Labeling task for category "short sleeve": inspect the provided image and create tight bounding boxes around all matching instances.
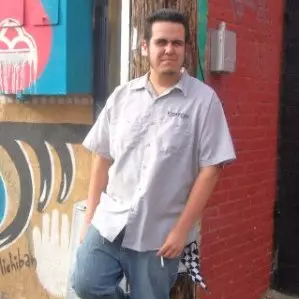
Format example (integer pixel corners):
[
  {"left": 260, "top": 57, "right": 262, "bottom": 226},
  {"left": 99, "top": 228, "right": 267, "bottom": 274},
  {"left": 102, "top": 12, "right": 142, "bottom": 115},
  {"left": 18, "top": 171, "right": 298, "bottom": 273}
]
[
  {"left": 82, "top": 103, "right": 112, "bottom": 160},
  {"left": 198, "top": 93, "right": 236, "bottom": 168}
]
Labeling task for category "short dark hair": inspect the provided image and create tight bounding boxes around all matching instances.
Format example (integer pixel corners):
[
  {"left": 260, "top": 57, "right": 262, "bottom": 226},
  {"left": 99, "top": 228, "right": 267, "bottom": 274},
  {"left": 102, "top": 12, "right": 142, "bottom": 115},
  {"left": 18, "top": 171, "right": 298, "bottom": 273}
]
[{"left": 144, "top": 9, "right": 190, "bottom": 43}]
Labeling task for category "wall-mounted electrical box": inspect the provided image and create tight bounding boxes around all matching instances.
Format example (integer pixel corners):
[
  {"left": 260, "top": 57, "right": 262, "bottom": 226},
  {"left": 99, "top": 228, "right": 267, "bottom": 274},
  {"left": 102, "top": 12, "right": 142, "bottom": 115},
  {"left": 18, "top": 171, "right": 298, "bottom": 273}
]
[
  {"left": 210, "top": 22, "right": 236, "bottom": 73},
  {"left": 0, "top": 0, "right": 93, "bottom": 95}
]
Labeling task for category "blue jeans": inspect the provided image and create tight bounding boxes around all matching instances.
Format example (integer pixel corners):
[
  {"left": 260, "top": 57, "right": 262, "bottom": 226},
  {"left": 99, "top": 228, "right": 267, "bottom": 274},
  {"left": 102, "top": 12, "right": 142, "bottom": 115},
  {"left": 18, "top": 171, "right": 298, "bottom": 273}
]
[{"left": 71, "top": 225, "right": 180, "bottom": 299}]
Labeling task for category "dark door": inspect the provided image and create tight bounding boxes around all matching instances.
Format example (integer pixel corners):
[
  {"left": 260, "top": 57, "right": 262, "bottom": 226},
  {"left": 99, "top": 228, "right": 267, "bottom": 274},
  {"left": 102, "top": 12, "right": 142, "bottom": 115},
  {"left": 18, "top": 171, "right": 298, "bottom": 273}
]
[
  {"left": 93, "top": 0, "right": 109, "bottom": 119},
  {"left": 273, "top": 0, "right": 299, "bottom": 295}
]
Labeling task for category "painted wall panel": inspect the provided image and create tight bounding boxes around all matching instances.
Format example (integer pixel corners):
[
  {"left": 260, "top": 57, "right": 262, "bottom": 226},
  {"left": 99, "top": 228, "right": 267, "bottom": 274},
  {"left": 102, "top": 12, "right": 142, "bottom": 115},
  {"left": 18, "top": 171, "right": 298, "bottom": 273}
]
[
  {"left": 0, "top": 96, "right": 93, "bottom": 299},
  {"left": 0, "top": 0, "right": 92, "bottom": 96},
  {"left": 0, "top": 0, "right": 24, "bottom": 26}
]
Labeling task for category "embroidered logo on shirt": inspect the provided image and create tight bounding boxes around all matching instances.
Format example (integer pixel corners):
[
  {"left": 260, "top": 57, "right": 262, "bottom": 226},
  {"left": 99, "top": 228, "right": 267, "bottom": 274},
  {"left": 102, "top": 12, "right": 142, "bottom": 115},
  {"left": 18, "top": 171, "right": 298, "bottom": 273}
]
[{"left": 168, "top": 111, "right": 189, "bottom": 119}]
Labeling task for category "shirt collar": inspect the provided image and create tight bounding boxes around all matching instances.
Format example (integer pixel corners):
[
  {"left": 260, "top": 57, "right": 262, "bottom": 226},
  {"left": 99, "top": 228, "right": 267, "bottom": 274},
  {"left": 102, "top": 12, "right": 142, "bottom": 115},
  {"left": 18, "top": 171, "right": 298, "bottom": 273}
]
[{"left": 129, "top": 70, "right": 189, "bottom": 97}]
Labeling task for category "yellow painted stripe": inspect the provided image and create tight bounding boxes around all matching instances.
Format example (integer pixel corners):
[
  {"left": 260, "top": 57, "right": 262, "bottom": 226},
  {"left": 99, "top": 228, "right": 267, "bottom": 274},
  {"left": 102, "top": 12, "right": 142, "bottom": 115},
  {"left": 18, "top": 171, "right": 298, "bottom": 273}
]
[{"left": 0, "top": 104, "right": 93, "bottom": 125}]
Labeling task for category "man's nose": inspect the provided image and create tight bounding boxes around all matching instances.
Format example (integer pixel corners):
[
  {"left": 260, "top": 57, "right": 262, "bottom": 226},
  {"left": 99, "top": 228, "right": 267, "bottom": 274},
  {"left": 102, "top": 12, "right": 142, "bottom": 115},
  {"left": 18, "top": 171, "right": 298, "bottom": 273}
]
[{"left": 164, "top": 42, "right": 175, "bottom": 54}]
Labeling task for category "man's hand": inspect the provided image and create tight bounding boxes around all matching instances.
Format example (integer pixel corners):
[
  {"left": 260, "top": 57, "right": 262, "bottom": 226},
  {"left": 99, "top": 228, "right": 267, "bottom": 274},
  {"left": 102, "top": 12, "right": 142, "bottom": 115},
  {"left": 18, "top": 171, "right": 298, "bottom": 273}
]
[{"left": 157, "top": 227, "right": 188, "bottom": 259}]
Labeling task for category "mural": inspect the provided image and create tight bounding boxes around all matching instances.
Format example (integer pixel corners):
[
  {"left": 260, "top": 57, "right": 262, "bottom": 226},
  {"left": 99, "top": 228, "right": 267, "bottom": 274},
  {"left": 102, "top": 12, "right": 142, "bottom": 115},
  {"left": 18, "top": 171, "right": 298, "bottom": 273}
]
[
  {"left": 0, "top": 122, "right": 90, "bottom": 249},
  {"left": 0, "top": 0, "right": 93, "bottom": 96},
  {"left": 0, "top": 1, "right": 94, "bottom": 298},
  {"left": 0, "top": 0, "right": 52, "bottom": 94},
  {"left": 0, "top": 100, "right": 93, "bottom": 299}
]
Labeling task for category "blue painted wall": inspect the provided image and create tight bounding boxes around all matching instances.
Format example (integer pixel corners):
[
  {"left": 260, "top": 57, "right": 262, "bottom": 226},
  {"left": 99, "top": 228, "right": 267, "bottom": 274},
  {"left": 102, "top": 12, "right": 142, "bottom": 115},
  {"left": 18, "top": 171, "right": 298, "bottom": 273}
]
[
  {"left": 0, "top": 176, "right": 6, "bottom": 225},
  {"left": 21, "top": 0, "right": 93, "bottom": 95}
]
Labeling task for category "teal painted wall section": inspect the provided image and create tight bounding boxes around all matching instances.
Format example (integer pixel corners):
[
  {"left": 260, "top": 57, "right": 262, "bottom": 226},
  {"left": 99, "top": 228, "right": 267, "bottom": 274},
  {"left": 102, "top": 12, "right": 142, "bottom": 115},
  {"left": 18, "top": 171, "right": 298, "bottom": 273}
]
[
  {"left": 197, "top": 0, "right": 207, "bottom": 81},
  {"left": 66, "top": 0, "right": 93, "bottom": 93},
  {"left": 0, "top": 176, "right": 6, "bottom": 225},
  {"left": 27, "top": 0, "right": 93, "bottom": 95},
  {"left": 25, "top": 0, "right": 68, "bottom": 95}
]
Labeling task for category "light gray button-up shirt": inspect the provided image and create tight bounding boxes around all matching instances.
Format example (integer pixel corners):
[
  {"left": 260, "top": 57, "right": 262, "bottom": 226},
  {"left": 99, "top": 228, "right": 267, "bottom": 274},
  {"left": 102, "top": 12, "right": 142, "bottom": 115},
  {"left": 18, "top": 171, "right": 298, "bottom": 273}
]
[{"left": 83, "top": 72, "right": 236, "bottom": 251}]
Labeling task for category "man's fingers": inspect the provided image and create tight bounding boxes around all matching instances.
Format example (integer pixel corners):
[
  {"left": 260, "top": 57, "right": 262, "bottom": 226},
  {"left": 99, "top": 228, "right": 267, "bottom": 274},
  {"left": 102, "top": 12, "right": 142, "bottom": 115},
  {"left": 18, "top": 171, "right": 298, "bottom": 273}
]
[
  {"left": 157, "top": 242, "right": 170, "bottom": 256},
  {"left": 167, "top": 248, "right": 181, "bottom": 259},
  {"left": 158, "top": 245, "right": 179, "bottom": 259},
  {"left": 161, "top": 249, "right": 172, "bottom": 258},
  {"left": 163, "top": 251, "right": 175, "bottom": 259}
]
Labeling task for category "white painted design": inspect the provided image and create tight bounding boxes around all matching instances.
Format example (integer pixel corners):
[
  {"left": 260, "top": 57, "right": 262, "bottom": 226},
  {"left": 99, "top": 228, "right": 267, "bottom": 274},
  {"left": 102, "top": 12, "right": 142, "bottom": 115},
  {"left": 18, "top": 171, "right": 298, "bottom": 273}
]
[
  {"left": 60, "top": 144, "right": 76, "bottom": 202},
  {"left": 0, "top": 18, "right": 38, "bottom": 94},
  {"left": 33, "top": 209, "right": 71, "bottom": 298},
  {"left": 60, "top": 173, "right": 68, "bottom": 201},
  {"left": 39, "top": 180, "right": 48, "bottom": 207},
  {"left": 39, "top": 142, "right": 55, "bottom": 211}
]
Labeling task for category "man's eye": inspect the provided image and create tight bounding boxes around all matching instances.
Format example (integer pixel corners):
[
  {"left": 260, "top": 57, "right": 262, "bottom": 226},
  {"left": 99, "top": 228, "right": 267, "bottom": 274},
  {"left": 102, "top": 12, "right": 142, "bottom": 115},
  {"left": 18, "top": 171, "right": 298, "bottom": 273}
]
[
  {"left": 156, "top": 40, "right": 167, "bottom": 46},
  {"left": 173, "top": 41, "right": 184, "bottom": 46}
]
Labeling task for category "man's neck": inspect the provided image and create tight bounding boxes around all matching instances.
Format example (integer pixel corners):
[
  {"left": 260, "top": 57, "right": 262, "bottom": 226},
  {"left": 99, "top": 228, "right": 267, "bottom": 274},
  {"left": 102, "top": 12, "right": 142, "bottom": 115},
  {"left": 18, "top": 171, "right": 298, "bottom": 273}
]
[{"left": 149, "top": 71, "right": 181, "bottom": 96}]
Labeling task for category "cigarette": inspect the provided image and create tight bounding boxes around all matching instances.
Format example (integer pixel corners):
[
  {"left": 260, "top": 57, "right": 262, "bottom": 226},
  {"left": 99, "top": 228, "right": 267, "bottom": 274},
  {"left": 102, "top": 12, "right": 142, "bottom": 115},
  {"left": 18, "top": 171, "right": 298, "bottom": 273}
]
[{"left": 160, "top": 256, "right": 164, "bottom": 268}]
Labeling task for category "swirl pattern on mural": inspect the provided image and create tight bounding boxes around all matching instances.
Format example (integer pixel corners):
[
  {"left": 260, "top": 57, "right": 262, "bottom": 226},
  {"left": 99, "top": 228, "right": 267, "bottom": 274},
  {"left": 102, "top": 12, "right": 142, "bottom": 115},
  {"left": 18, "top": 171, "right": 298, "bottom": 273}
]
[{"left": 0, "top": 122, "right": 90, "bottom": 251}]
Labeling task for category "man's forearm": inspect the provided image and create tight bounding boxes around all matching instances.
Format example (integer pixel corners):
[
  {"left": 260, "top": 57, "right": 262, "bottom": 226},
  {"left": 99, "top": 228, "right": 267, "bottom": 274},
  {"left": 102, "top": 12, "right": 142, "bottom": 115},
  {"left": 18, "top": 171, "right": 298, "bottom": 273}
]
[
  {"left": 84, "top": 154, "right": 112, "bottom": 224},
  {"left": 174, "top": 165, "right": 222, "bottom": 234}
]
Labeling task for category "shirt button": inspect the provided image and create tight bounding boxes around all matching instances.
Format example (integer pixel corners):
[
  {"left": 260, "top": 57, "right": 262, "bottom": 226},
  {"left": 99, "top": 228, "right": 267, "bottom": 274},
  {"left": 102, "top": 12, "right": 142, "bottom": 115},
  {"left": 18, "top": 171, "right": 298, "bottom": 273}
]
[{"left": 146, "top": 143, "right": 151, "bottom": 148}]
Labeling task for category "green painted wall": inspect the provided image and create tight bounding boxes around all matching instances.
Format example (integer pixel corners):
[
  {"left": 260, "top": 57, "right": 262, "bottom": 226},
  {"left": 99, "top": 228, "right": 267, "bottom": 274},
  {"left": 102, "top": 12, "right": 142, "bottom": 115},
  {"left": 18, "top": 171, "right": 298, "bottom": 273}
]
[{"left": 197, "top": 0, "right": 208, "bottom": 81}]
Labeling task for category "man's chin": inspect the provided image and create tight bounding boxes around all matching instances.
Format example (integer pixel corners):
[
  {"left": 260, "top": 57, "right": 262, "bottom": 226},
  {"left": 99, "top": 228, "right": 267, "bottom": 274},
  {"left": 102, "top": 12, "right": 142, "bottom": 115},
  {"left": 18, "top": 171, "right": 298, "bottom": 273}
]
[{"left": 160, "top": 69, "right": 180, "bottom": 76}]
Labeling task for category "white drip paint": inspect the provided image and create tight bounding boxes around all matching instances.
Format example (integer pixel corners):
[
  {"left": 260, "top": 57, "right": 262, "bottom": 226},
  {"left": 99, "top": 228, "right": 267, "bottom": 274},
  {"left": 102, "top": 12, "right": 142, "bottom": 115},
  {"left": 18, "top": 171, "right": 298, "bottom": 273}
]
[{"left": 0, "top": 18, "right": 38, "bottom": 94}]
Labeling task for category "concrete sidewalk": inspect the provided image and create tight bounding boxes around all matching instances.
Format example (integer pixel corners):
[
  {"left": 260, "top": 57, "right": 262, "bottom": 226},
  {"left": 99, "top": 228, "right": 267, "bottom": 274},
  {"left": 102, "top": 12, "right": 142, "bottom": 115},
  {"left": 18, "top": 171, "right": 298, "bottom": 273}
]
[{"left": 263, "top": 290, "right": 299, "bottom": 299}]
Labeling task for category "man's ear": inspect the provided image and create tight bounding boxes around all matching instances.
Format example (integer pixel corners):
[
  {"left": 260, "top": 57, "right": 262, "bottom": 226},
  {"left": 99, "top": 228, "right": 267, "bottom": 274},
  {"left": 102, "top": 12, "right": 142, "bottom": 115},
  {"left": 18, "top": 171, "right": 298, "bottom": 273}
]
[{"left": 141, "top": 39, "right": 149, "bottom": 57}]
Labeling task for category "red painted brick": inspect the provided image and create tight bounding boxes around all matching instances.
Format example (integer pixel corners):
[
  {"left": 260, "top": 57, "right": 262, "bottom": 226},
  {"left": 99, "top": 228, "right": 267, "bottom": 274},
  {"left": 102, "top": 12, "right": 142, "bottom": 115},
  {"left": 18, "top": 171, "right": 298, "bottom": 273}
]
[{"left": 202, "top": 0, "right": 284, "bottom": 297}]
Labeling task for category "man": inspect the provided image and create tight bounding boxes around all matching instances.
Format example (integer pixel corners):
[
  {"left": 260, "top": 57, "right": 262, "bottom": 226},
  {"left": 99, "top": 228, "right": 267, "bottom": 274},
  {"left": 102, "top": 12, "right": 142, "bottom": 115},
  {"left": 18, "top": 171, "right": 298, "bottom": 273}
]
[{"left": 72, "top": 8, "right": 236, "bottom": 299}]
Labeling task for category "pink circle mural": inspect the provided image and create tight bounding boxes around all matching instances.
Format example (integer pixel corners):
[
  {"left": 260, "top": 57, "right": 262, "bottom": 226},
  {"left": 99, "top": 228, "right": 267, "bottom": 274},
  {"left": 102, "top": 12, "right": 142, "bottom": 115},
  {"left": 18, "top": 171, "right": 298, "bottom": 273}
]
[{"left": 0, "top": 0, "right": 52, "bottom": 94}]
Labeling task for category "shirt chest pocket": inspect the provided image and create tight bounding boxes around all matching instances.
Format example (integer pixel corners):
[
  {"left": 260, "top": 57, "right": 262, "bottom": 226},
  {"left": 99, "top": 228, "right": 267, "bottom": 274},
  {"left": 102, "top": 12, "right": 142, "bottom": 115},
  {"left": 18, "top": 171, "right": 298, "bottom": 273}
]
[
  {"left": 110, "top": 117, "right": 144, "bottom": 153},
  {"left": 157, "top": 117, "right": 192, "bottom": 155}
]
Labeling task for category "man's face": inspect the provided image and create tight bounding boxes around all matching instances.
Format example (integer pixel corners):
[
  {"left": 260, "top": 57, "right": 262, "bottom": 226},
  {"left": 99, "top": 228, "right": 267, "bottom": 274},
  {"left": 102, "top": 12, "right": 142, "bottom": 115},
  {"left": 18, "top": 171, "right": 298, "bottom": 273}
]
[{"left": 144, "top": 21, "right": 186, "bottom": 76}]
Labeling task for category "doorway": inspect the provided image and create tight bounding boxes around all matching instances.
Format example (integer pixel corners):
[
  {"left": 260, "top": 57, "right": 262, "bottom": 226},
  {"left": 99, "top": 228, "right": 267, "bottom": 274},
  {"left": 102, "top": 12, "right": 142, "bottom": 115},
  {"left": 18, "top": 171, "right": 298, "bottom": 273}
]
[{"left": 273, "top": 0, "right": 299, "bottom": 295}]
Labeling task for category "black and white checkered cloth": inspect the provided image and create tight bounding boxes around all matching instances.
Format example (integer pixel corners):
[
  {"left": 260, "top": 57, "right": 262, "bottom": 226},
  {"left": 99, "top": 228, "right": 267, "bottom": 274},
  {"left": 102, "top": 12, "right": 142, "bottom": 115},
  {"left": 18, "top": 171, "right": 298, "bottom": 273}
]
[{"left": 180, "top": 241, "right": 209, "bottom": 292}]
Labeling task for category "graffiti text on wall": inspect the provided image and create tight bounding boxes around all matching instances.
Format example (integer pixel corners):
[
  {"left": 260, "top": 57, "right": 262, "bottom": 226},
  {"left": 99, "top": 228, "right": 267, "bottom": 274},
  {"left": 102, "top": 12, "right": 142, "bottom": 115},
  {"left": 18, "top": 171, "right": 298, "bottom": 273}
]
[{"left": 0, "top": 248, "right": 36, "bottom": 276}]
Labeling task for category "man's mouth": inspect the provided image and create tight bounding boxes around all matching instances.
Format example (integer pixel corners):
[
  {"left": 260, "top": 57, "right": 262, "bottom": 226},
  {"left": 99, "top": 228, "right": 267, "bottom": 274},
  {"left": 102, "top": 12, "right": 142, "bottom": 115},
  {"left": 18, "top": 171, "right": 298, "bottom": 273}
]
[{"left": 161, "top": 60, "right": 176, "bottom": 63}]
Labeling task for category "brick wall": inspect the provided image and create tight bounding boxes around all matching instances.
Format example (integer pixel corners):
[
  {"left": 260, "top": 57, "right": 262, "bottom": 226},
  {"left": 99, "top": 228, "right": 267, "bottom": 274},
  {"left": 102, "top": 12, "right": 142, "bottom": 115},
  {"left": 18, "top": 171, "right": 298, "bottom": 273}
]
[{"left": 200, "top": 1, "right": 284, "bottom": 298}]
